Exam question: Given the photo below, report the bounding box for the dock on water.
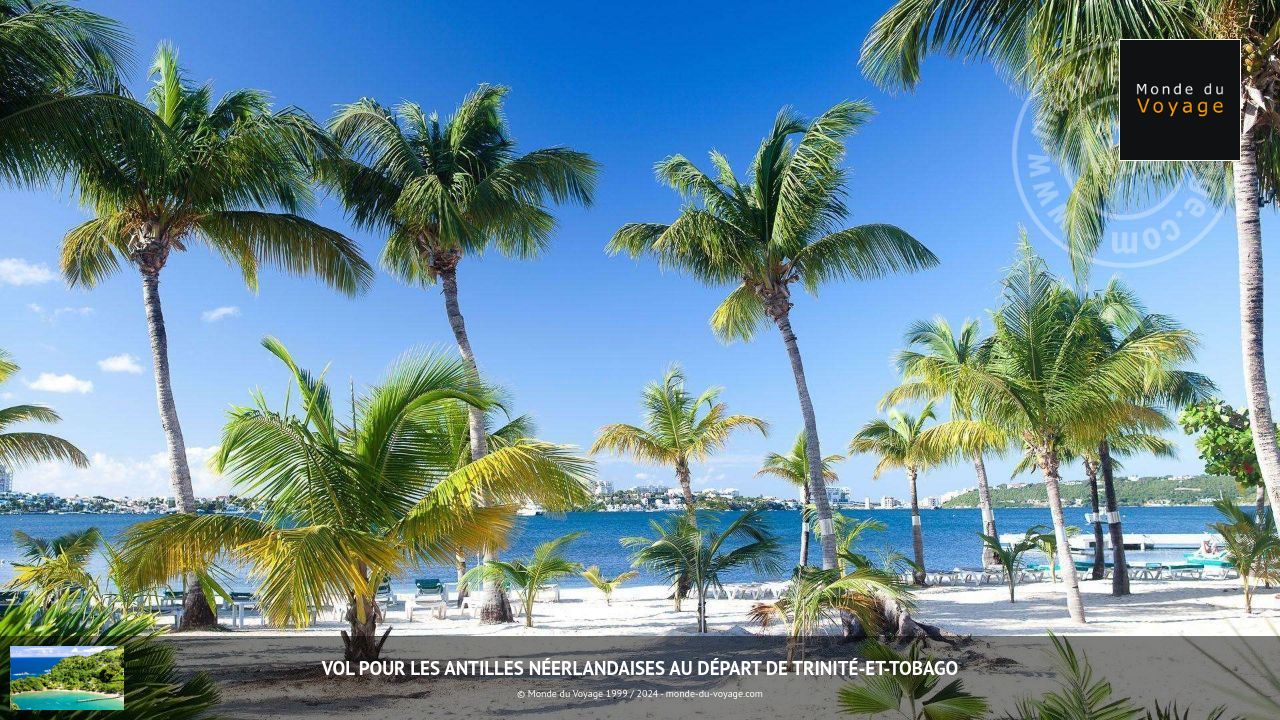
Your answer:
[999,532,1222,551]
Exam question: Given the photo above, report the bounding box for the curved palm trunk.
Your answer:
[141,269,215,630]
[1035,447,1086,623]
[438,262,513,624]
[1235,128,1280,526]
[771,310,837,570]
[1098,440,1129,596]
[973,452,998,567]
[1083,459,1106,580]
[675,457,696,519]
[799,483,810,568]
[906,467,926,585]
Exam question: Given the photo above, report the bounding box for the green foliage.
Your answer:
[944,474,1241,509]
[10,647,124,695]
[979,527,1044,602]
[1180,400,1268,491]
[1210,499,1280,613]
[849,402,938,478]
[624,509,784,633]
[467,532,584,627]
[1,593,219,718]
[838,641,987,720]
[580,566,637,606]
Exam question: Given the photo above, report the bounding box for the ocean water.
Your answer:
[10,690,124,710]
[0,506,1227,594]
[10,654,61,679]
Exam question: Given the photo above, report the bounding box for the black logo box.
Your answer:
[1119,38,1240,161]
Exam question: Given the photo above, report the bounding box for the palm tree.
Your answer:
[917,239,1200,623]
[0,0,138,184]
[750,566,908,662]
[862,0,1280,538]
[978,528,1042,603]
[59,44,371,628]
[882,317,1006,567]
[838,642,988,720]
[326,85,597,624]
[623,509,785,633]
[609,101,938,570]
[119,338,592,660]
[594,365,768,518]
[0,349,88,471]
[757,431,844,567]
[848,403,937,586]
[1210,499,1280,614]
[7,527,101,599]
[467,532,584,627]
[581,566,638,606]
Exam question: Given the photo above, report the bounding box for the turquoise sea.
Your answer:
[0,506,1227,594]
[10,690,124,710]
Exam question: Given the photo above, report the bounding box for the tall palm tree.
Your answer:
[848,403,938,586]
[882,317,1006,566]
[0,349,88,471]
[58,44,371,627]
[327,85,597,623]
[0,0,137,184]
[593,365,768,518]
[862,0,1280,536]
[120,338,592,660]
[609,101,938,569]
[756,431,844,567]
[918,239,1200,623]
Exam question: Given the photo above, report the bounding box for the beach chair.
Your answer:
[1161,563,1203,580]
[374,580,396,611]
[980,566,1005,585]
[414,578,447,603]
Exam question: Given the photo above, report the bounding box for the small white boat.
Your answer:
[517,503,544,517]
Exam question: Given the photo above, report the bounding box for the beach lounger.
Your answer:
[414,578,447,603]
[515,584,561,603]
[1161,563,1203,580]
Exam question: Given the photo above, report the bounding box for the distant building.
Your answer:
[879,495,900,509]
[593,479,614,496]
[863,497,873,510]
[0,465,10,494]
[924,496,940,509]
[824,486,851,505]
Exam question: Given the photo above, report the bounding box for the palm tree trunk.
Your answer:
[1234,127,1280,525]
[1098,440,1129,596]
[1035,447,1086,623]
[1083,458,1105,580]
[973,452,998,567]
[438,261,513,624]
[907,467,926,585]
[141,269,215,630]
[799,483,810,567]
[675,457,696,518]
[341,595,388,662]
[1256,484,1266,521]
[771,309,837,570]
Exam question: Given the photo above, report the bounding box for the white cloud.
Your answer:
[98,353,143,374]
[26,372,93,394]
[634,472,651,481]
[0,392,12,400]
[0,258,55,286]
[17,446,227,498]
[201,306,240,322]
[28,303,94,322]
[12,646,111,658]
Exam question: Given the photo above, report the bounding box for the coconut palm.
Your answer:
[917,239,1199,623]
[58,44,371,628]
[1210,499,1280,614]
[978,528,1043,603]
[467,532,584,627]
[749,566,908,662]
[608,101,938,570]
[7,527,100,599]
[581,566,638,606]
[838,641,988,720]
[862,0,1280,539]
[0,0,138,184]
[623,509,785,633]
[119,338,592,660]
[0,349,88,471]
[848,402,938,586]
[757,431,844,567]
[594,366,767,519]
[882,317,1006,567]
[326,85,597,623]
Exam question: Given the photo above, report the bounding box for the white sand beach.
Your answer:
[175,576,1280,638]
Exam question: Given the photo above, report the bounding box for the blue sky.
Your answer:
[0,1,1272,501]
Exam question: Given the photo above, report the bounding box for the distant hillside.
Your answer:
[941,474,1240,508]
